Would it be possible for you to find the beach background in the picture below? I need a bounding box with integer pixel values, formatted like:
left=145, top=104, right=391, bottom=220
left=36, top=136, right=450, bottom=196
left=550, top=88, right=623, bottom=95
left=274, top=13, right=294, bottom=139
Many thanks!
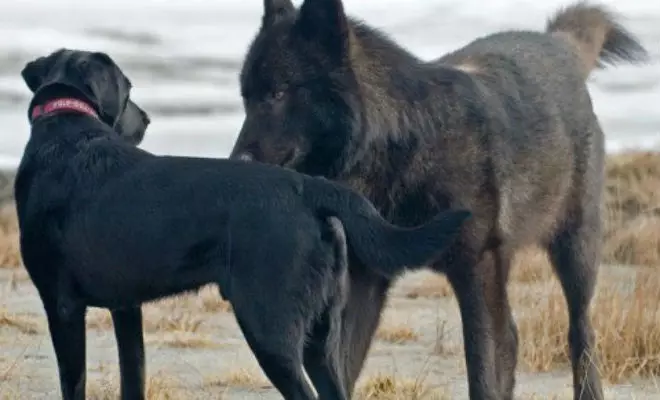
left=0, top=0, right=659, bottom=171
left=1, top=1, right=659, bottom=399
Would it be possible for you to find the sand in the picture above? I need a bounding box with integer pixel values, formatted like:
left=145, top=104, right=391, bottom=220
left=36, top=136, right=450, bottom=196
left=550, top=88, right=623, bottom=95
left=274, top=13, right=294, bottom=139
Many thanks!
left=1, top=265, right=658, bottom=399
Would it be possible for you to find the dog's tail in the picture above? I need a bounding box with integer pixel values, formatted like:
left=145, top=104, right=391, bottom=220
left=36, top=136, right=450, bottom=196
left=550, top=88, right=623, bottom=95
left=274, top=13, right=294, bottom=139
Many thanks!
left=303, top=177, right=471, bottom=278
left=546, top=2, right=648, bottom=77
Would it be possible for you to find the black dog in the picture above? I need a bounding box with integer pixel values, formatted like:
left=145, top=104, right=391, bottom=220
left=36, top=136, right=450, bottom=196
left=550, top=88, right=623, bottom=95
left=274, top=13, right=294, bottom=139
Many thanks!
left=15, top=49, right=471, bottom=400
left=230, top=1, right=649, bottom=399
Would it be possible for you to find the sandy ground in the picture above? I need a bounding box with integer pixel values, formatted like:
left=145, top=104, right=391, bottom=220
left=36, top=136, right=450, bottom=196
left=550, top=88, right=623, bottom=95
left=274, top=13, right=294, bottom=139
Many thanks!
left=1, top=264, right=658, bottom=399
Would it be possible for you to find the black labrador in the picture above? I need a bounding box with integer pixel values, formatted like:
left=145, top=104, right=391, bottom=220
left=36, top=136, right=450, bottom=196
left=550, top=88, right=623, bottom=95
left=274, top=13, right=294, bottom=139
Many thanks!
left=15, top=49, right=471, bottom=400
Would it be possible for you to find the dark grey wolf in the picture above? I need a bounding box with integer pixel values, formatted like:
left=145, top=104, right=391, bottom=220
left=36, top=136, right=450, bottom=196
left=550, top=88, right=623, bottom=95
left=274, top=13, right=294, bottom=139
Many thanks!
left=230, top=1, right=649, bottom=399
left=15, top=49, right=470, bottom=400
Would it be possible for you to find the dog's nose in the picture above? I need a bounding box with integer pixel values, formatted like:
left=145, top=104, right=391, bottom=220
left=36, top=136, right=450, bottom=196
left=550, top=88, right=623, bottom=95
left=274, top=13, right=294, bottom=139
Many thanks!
left=233, top=152, right=254, bottom=162
left=141, top=110, right=151, bottom=125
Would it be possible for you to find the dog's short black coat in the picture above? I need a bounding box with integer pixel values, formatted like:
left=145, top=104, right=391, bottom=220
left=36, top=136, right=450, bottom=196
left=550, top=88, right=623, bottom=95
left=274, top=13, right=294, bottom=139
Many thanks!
left=230, top=1, right=649, bottom=399
left=15, top=49, right=470, bottom=400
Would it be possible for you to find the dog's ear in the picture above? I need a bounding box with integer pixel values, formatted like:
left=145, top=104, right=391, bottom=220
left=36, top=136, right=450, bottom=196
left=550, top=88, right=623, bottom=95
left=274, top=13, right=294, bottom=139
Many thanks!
left=85, top=52, right=149, bottom=142
left=114, top=98, right=150, bottom=145
left=297, top=0, right=350, bottom=60
left=85, top=51, right=132, bottom=127
left=21, top=56, right=50, bottom=92
left=262, top=0, right=295, bottom=27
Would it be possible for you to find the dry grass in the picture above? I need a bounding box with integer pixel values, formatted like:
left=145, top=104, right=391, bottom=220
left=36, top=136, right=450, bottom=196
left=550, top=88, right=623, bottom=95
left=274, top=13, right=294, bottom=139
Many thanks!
left=86, top=304, right=204, bottom=334
left=86, top=285, right=232, bottom=349
left=405, top=276, right=453, bottom=299
left=356, top=374, right=450, bottom=400
left=0, top=308, right=40, bottom=335
left=87, top=370, right=184, bottom=400
left=376, top=322, right=419, bottom=344
left=204, top=368, right=271, bottom=390
left=516, top=269, right=660, bottom=383
left=604, top=152, right=660, bottom=267
left=0, top=204, right=20, bottom=269
left=142, top=305, right=205, bottom=334
left=145, top=332, right=221, bottom=349
left=604, top=215, right=660, bottom=267
left=511, top=247, right=554, bottom=283
left=87, top=286, right=231, bottom=333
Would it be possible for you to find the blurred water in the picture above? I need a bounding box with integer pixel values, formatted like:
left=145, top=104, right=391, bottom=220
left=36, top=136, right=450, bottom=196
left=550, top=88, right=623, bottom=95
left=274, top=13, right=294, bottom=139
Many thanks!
left=1, top=0, right=658, bottom=168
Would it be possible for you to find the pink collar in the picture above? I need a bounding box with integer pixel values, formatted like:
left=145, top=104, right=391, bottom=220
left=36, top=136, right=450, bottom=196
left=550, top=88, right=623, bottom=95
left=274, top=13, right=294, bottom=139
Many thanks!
left=30, top=98, right=98, bottom=122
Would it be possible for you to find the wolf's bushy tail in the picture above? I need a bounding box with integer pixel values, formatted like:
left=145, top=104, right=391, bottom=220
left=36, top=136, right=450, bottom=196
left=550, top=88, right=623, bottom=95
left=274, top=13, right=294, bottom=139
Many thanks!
left=546, top=1, right=648, bottom=76
left=303, top=177, right=471, bottom=278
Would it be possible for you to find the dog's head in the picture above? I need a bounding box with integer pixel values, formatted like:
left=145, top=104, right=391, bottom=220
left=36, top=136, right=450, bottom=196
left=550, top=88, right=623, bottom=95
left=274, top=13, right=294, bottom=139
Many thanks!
left=21, top=48, right=150, bottom=145
left=230, top=0, right=360, bottom=177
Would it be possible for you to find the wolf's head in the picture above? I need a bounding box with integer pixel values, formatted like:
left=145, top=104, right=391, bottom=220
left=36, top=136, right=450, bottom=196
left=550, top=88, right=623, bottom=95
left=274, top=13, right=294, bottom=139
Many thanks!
left=230, top=0, right=363, bottom=177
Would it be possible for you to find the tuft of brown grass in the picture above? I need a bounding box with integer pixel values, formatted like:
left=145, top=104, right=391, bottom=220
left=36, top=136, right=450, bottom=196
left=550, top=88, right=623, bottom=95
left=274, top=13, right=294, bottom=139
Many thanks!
left=604, top=152, right=660, bottom=267
left=0, top=308, right=40, bottom=335
left=86, top=308, right=114, bottom=331
left=87, top=299, right=223, bottom=349
left=204, top=368, right=271, bottom=389
left=511, top=247, right=554, bottom=283
left=145, top=332, right=220, bottom=349
left=85, top=287, right=233, bottom=349
left=195, top=285, right=233, bottom=313
left=0, top=204, right=21, bottom=269
left=87, top=370, right=184, bottom=400
left=356, top=374, right=449, bottom=400
left=142, top=305, right=204, bottom=334
left=87, top=304, right=203, bottom=334
left=515, top=284, right=567, bottom=373
left=604, top=215, right=660, bottom=267
left=516, top=269, right=660, bottom=383
left=406, top=276, right=453, bottom=299
left=376, top=323, right=419, bottom=344
left=86, top=286, right=231, bottom=334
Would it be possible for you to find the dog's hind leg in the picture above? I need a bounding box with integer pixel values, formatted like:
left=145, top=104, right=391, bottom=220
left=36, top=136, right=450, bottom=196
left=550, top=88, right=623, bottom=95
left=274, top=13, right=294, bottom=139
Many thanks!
left=548, top=216, right=603, bottom=400
left=303, top=308, right=348, bottom=400
left=445, top=244, right=501, bottom=400
left=488, top=246, right=518, bottom=400
left=234, top=316, right=317, bottom=400
left=111, top=306, right=146, bottom=400
left=303, top=215, right=349, bottom=400
left=40, top=275, right=87, bottom=400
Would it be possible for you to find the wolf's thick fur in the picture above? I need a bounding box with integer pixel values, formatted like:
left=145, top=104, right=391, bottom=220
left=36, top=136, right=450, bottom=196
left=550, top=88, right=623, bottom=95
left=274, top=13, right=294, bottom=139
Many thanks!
left=231, top=1, right=649, bottom=399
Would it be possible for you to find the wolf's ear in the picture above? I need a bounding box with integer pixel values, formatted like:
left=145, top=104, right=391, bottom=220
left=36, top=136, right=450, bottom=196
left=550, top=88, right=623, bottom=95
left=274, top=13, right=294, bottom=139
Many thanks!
left=21, top=56, right=50, bottom=92
left=262, top=0, right=295, bottom=27
left=297, top=0, right=350, bottom=59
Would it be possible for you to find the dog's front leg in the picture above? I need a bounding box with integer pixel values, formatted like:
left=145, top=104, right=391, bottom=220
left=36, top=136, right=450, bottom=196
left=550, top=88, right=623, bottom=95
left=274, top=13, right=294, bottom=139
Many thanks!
left=40, top=280, right=87, bottom=400
left=111, top=306, right=145, bottom=400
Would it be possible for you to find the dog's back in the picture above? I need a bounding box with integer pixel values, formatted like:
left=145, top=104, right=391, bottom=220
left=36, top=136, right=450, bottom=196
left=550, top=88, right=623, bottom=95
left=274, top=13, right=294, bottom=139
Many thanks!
left=430, top=4, right=647, bottom=245
left=439, top=4, right=645, bottom=129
